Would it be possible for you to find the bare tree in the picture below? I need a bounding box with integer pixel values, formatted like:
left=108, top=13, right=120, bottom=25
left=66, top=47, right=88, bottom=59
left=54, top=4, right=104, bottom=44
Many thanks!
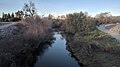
left=95, top=12, right=112, bottom=24
left=23, top=1, right=37, bottom=17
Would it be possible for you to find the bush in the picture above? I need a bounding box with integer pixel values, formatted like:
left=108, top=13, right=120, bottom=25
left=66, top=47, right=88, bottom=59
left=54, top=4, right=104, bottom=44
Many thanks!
left=20, top=16, right=53, bottom=43
left=0, top=16, right=54, bottom=67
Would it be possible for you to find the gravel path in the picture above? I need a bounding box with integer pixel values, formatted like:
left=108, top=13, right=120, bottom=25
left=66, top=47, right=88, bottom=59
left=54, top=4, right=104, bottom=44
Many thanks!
left=0, top=22, right=19, bottom=29
left=97, top=24, right=120, bottom=41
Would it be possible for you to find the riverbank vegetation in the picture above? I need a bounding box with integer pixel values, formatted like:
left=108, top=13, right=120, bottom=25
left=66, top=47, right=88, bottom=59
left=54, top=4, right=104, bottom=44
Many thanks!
left=0, top=16, right=55, bottom=67
left=95, top=12, right=120, bottom=25
left=63, top=12, right=120, bottom=67
left=0, top=1, right=120, bottom=67
left=0, top=2, right=55, bottom=66
left=0, top=9, right=120, bottom=67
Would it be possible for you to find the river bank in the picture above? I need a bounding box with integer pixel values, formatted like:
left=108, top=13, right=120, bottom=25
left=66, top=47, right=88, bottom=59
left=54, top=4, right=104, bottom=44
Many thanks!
left=61, top=12, right=120, bottom=67
left=0, top=17, right=55, bottom=67
left=65, top=25, right=120, bottom=67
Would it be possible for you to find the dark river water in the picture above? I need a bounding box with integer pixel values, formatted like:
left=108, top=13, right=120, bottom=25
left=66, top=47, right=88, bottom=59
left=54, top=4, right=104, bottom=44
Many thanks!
left=34, top=32, right=80, bottom=67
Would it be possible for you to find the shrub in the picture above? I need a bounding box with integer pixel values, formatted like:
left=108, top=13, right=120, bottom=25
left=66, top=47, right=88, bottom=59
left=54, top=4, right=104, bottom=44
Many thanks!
left=21, top=16, right=53, bottom=43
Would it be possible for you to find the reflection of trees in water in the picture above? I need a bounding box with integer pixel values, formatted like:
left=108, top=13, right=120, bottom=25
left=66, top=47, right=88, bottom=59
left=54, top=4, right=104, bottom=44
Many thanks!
left=13, top=38, right=55, bottom=67
left=0, top=36, right=55, bottom=67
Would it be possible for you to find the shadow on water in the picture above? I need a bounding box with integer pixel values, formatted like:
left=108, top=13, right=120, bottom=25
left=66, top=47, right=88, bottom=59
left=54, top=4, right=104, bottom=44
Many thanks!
left=0, top=32, right=55, bottom=67
left=12, top=37, right=56, bottom=67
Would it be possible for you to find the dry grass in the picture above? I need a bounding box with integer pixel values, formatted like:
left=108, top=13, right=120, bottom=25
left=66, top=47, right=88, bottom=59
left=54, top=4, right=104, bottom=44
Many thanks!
left=20, top=16, right=53, bottom=42
left=0, top=16, right=54, bottom=67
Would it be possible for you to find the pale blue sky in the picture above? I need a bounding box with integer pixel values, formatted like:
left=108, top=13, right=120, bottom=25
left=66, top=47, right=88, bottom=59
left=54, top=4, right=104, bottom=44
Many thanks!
left=0, top=0, right=120, bottom=16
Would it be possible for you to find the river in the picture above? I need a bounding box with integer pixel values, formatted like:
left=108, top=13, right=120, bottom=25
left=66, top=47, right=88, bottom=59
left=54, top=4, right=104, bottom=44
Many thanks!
left=34, top=32, right=80, bottom=67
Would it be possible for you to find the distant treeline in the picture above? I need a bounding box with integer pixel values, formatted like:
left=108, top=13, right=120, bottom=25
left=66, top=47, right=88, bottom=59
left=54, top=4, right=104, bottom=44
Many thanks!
left=0, top=1, right=37, bottom=22
left=0, top=11, right=24, bottom=22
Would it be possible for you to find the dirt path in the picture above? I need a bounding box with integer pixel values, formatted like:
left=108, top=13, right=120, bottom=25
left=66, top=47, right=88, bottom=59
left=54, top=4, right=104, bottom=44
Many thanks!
left=97, top=24, right=120, bottom=41
left=0, top=22, right=19, bottom=29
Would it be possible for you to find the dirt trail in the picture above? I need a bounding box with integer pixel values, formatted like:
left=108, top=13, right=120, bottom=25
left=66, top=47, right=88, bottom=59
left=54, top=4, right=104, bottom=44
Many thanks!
left=97, top=24, right=120, bottom=41
left=0, top=22, right=19, bottom=29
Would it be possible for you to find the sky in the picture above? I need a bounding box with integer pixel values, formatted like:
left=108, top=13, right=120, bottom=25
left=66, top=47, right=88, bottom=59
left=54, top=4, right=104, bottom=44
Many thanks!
left=0, top=0, right=120, bottom=17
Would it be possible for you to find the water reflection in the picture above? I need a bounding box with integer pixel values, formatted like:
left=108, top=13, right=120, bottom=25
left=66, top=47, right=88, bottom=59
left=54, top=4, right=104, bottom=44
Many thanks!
left=13, top=37, right=55, bottom=67
left=1, top=32, right=80, bottom=67
left=34, top=32, right=80, bottom=67
left=0, top=32, right=55, bottom=67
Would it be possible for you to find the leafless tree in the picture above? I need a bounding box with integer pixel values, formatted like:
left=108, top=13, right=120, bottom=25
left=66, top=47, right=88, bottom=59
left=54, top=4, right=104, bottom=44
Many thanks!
left=23, top=1, right=37, bottom=17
